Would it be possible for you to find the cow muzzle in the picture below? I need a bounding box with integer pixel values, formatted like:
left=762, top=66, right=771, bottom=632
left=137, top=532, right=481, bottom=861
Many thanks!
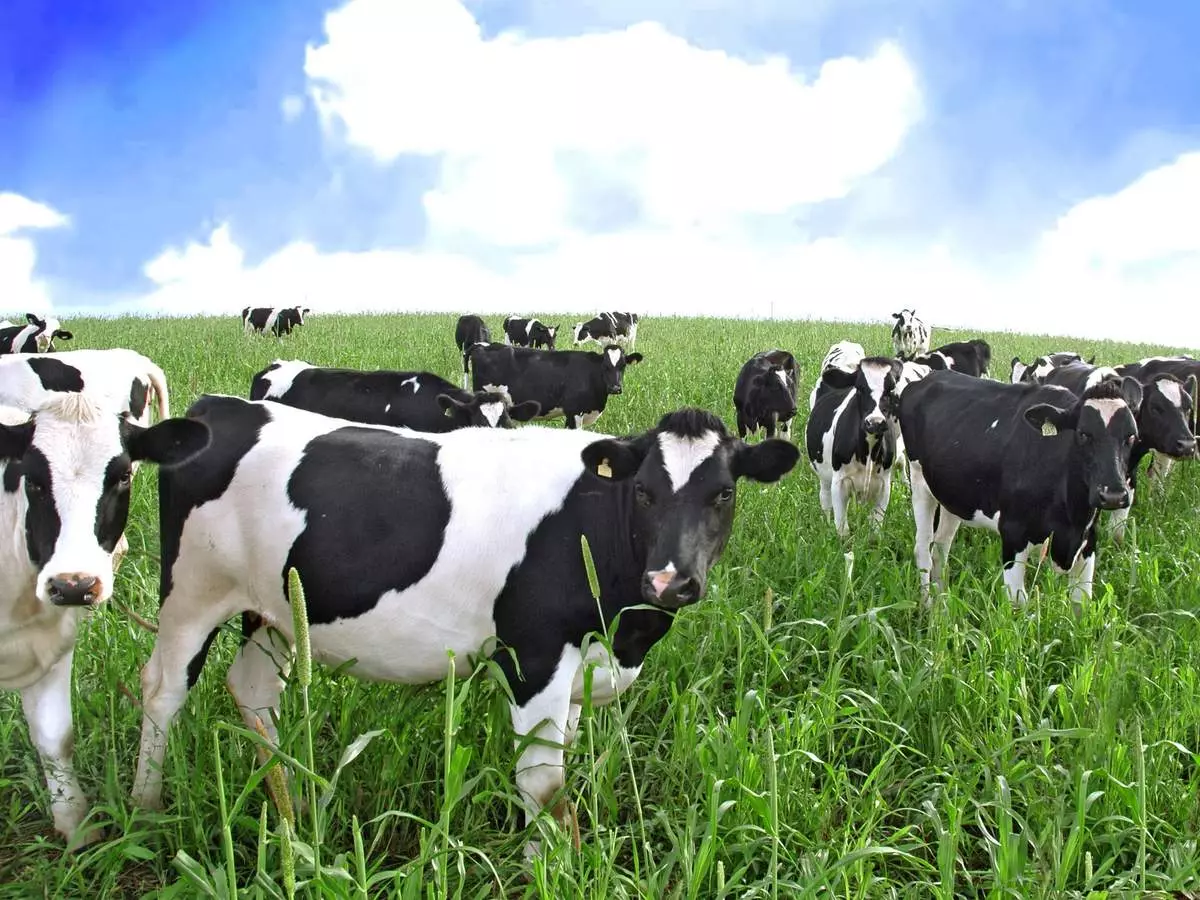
left=1171, top=437, right=1196, bottom=458
left=864, top=416, right=887, bottom=435
left=46, top=573, right=103, bottom=607
left=642, top=567, right=703, bottom=609
left=1095, top=487, right=1131, bottom=510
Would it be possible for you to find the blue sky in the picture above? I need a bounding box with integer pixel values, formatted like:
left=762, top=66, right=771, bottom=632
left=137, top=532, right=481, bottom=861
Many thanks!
left=2, top=0, right=1198, bottom=343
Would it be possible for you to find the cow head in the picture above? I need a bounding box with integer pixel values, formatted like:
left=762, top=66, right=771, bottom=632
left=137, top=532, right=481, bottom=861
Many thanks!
left=437, top=389, right=541, bottom=428
left=581, top=408, right=799, bottom=609
left=1023, top=377, right=1142, bottom=510
left=0, top=397, right=210, bottom=606
left=1136, top=374, right=1196, bottom=459
left=819, top=356, right=904, bottom=436
left=600, top=346, right=643, bottom=395
left=32, top=316, right=72, bottom=352
left=749, top=364, right=797, bottom=422
left=969, top=339, right=992, bottom=376
left=538, top=324, right=559, bottom=351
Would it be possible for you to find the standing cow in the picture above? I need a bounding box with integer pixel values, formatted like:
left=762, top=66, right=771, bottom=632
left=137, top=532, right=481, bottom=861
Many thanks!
left=911, top=339, right=992, bottom=378
left=454, top=315, right=492, bottom=389
left=243, top=306, right=310, bottom=338
left=890, top=309, right=931, bottom=361
left=733, top=349, right=798, bottom=440
left=129, top=399, right=799, bottom=857
left=503, top=316, right=558, bottom=350
left=0, top=314, right=74, bottom=355
left=1114, top=355, right=1200, bottom=480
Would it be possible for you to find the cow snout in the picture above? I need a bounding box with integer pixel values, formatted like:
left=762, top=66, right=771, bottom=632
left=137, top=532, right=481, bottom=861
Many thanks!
left=609, top=385, right=623, bottom=395
left=46, top=574, right=102, bottom=607
left=642, top=568, right=703, bottom=609
left=1172, top=437, right=1196, bottom=457
left=864, top=416, right=887, bottom=435
left=1096, top=487, right=1131, bottom=510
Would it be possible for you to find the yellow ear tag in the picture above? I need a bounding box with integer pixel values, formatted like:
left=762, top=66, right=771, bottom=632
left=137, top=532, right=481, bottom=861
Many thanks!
left=597, top=459, right=613, bottom=478
left=1041, top=422, right=1057, bottom=437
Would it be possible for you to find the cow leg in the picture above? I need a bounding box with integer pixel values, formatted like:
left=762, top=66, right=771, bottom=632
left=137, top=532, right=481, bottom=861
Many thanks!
left=929, top=509, right=961, bottom=595
left=507, top=644, right=581, bottom=859
left=1000, top=546, right=1030, bottom=608
left=20, top=649, right=96, bottom=846
left=461, top=355, right=470, bottom=391
left=816, top=468, right=833, bottom=518
left=869, top=469, right=892, bottom=527
left=766, top=415, right=776, bottom=439
left=831, top=472, right=852, bottom=537
left=736, top=412, right=748, bottom=440
left=225, top=618, right=291, bottom=750
left=1108, top=504, right=1131, bottom=544
left=1066, top=551, right=1096, bottom=617
left=1146, top=453, right=1174, bottom=484
left=564, top=414, right=577, bottom=430
left=910, top=462, right=938, bottom=604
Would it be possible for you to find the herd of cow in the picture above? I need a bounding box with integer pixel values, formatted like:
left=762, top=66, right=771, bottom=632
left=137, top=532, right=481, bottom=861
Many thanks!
left=0, top=303, right=1195, bottom=863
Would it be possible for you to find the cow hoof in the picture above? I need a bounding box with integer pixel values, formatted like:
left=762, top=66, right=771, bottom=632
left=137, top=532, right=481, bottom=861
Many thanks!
left=66, top=823, right=108, bottom=852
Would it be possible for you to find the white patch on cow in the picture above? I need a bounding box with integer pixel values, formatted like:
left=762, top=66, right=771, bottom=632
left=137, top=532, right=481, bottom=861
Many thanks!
left=646, top=562, right=677, bottom=598
left=989, top=419, right=999, bottom=429
left=525, top=320, right=536, bottom=337
left=262, top=308, right=282, bottom=335
left=774, top=368, right=788, bottom=389
left=580, top=410, right=602, bottom=427
left=657, top=431, right=721, bottom=492
left=1085, top=398, right=1125, bottom=426
left=968, top=509, right=1000, bottom=532
left=9, top=324, right=40, bottom=353
left=606, top=348, right=621, bottom=368
left=896, top=362, right=931, bottom=396
left=384, top=403, right=391, bottom=413
left=860, top=360, right=890, bottom=424
left=480, top=402, right=504, bottom=427
left=1084, top=367, right=1119, bottom=391
left=400, top=376, right=419, bottom=393
left=1157, top=378, right=1184, bottom=407
left=257, top=359, right=312, bottom=400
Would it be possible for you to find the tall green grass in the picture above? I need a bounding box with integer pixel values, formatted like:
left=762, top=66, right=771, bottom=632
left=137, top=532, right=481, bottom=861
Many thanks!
left=1, top=312, right=1197, bottom=898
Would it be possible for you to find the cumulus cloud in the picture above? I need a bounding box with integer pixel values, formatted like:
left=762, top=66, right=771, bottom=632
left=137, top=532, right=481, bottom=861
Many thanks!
left=0, top=192, right=69, bottom=314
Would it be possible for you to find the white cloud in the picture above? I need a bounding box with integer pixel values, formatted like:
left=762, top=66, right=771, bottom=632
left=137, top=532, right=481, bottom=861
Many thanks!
left=281, top=94, right=305, bottom=122
left=0, top=193, right=69, bottom=314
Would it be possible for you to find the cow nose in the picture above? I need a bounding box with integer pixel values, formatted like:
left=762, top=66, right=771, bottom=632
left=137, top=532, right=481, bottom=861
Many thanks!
left=47, top=574, right=101, bottom=606
left=641, top=570, right=702, bottom=609
left=1174, top=438, right=1196, bottom=457
left=610, top=385, right=623, bottom=395
left=864, top=417, right=886, bottom=435
left=1096, top=487, right=1131, bottom=510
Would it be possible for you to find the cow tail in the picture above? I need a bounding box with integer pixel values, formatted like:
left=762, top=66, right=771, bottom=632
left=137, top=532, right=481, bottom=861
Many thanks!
left=146, top=360, right=171, bottom=421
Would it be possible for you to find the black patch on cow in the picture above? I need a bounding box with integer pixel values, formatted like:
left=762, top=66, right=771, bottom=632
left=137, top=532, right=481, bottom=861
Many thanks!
left=27, top=357, right=85, bottom=393
left=283, top=426, right=451, bottom=624
left=94, top=454, right=133, bottom=553
left=19, top=447, right=60, bottom=568
left=129, top=378, right=149, bottom=420
left=2, top=462, right=21, bottom=493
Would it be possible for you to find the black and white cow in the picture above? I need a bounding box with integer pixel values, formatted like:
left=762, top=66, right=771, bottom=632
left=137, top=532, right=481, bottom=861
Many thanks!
left=900, top=369, right=1142, bottom=609
left=467, top=343, right=643, bottom=429
left=890, top=309, right=931, bottom=361
left=250, top=360, right=541, bottom=432
left=1114, top=355, right=1200, bottom=471
left=503, top=316, right=559, bottom=350
left=0, top=314, right=74, bottom=355
left=242, top=306, right=310, bottom=338
left=454, top=315, right=492, bottom=389
left=608, top=311, right=639, bottom=348
left=805, top=357, right=905, bottom=536
left=571, top=313, right=621, bottom=348
left=0, top=353, right=207, bottom=846
left=912, top=339, right=992, bottom=378
left=1038, top=361, right=1196, bottom=540
left=129, top=398, right=799, bottom=856
left=808, top=341, right=865, bottom=409
left=1009, top=351, right=1088, bottom=384
left=733, top=349, right=798, bottom=440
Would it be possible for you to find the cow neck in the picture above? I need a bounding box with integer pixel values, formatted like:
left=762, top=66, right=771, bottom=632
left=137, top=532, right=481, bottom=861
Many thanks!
left=1062, top=442, right=1098, bottom=528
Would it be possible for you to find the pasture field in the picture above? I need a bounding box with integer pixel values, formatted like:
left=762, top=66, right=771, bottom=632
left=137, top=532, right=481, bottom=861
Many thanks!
left=2, top=312, right=1199, bottom=899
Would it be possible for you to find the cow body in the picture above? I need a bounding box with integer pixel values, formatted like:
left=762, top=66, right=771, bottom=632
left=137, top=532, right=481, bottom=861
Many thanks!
left=809, top=341, right=865, bottom=409
left=900, top=369, right=1142, bottom=609
left=912, top=339, right=992, bottom=378
left=890, top=309, right=931, bottom=360
left=0, top=314, right=73, bottom=355
left=503, top=316, right=558, bottom=350
left=242, top=306, right=309, bottom=338
left=1010, top=351, right=1086, bottom=384
left=572, top=312, right=638, bottom=349
left=733, top=349, right=798, bottom=439
left=467, top=343, right=642, bottom=429
left=130, top=398, right=798, bottom=856
left=454, top=315, right=492, bottom=389
left=805, top=357, right=904, bottom=535
left=250, top=360, right=539, bottom=432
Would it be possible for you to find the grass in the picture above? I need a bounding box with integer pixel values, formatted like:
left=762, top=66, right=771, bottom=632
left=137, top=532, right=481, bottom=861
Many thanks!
left=1, top=311, right=1198, bottom=899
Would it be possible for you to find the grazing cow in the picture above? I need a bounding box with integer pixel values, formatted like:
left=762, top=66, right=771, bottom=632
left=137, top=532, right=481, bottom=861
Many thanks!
left=912, top=339, right=993, bottom=378
left=242, top=306, right=310, bottom=338
left=503, top=316, right=558, bottom=350
left=1010, top=351, right=1087, bottom=384
left=250, top=360, right=541, bottom=432
left=805, top=357, right=904, bottom=536
left=454, top=315, right=492, bottom=389
left=808, top=341, right=865, bottom=409
left=0, top=358, right=207, bottom=846
left=129, top=398, right=799, bottom=857
left=0, top=314, right=74, bottom=355
left=571, top=313, right=622, bottom=348
left=900, top=369, right=1142, bottom=609
left=1039, top=362, right=1196, bottom=540
left=733, top=349, right=799, bottom=440
left=890, top=309, right=931, bottom=360
left=608, top=312, right=639, bottom=348
left=467, top=343, right=643, bottom=429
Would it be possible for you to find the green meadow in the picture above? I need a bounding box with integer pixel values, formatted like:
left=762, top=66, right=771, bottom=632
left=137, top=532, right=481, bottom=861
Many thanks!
left=1, top=312, right=1198, bottom=899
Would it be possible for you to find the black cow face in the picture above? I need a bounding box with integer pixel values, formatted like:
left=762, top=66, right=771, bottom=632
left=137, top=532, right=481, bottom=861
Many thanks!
left=751, top=366, right=797, bottom=419
left=0, top=400, right=210, bottom=606
left=600, top=346, right=643, bottom=395
left=820, top=357, right=903, bottom=436
left=1024, top=376, right=1142, bottom=510
left=1138, top=375, right=1196, bottom=458
left=581, top=409, right=799, bottom=609
left=437, top=391, right=541, bottom=428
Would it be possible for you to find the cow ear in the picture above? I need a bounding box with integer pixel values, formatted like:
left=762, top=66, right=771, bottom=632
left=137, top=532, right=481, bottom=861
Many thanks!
left=581, top=436, right=647, bottom=480
left=1186, top=374, right=1198, bottom=436
left=0, top=419, right=34, bottom=461
left=889, top=359, right=903, bottom=381
left=1086, top=355, right=1096, bottom=365
left=821, top=367, right=857, bottom=390
left=625, top=353, right=643, bottom=365
left=508, top=400, right=541, bottom=421
left=891, top=312, right=901, bottom=320
left=437, top=393, right=470, bottom=413
left=53, top=329, right=73, bottom=340
left=1119, top=376, right=1143, bottom=416
left=26, top=313, right=40, bottom=325
left=125, top=418, right=211, bottom=467
left=1023, top=403, right=1074, bottom=435
left=733, top=439, right=800, bottom=483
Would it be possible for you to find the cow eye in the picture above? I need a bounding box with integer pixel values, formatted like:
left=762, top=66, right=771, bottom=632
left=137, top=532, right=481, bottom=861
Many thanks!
left=715, top=486, right=734, bottom=504
left=118, top=471, right=133, bottom=487
left=25, top=479, right=44, bottom=495
left=1077, top=431, right=1091, bottom=445
left=634, top=483, right=654, bottom=508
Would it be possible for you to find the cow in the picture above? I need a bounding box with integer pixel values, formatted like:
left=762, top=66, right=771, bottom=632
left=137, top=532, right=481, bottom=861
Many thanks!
left=0, top=314, right=74, bottom=355
left=608, top=312, right=639, bottom=348
left=242, top=306, right=310, bottom=338
left=503, top=316, right=558, bottom=350
left=805, top=357, right=905, bottom=536
left=890, top=309, right=931, bottom=361
left=808, top=341, right=865, bottom=410
left=454, top=315, right=492, bottom=389
left=733, top=349, right=799, bottom=440
left=467, top=343, right=643, bottom=429
left=571, top=313, right=622, bottom=348
left=900, top=369, right=1143, bottom=611
left=0, top=356, right=208, bottom=847
left=1038, top=362, right=1196, bottom=541
left=1009, top=351, right=1088, bottom=384
left=250, top=360, right=541, bottom=432
left=1114, top=355, right=1200, bottom=480
left=911, top=339, right=993, bottom=378
left=128, top=398, right=800, bottom=858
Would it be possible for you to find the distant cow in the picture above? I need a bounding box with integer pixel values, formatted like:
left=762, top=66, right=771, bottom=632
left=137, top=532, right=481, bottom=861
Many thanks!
left=129, top=398, right=799, bottom=858
left=1113, top=355, right=1200, bottom=481
left=900, top=369, right=1142, bottom=610
left=0, top=351, right=207, bottom=846
left=454, top=315, right=492, bottom=389
left=1010, top=351, right=1087, bottom=384
left=250, top=360, right=540, bottom=432
left=242, top=306, right=310, bottom=338
left=890, top=309, right=931, bottom=360
left=809, top=341, right=865, bottom=409
left=503, top=316, right=558, bottom=350
left=733, top=349, right=799, bottom=440
left=0, top=314, right=73, bottom=355
left=805, top=357, right=904, bottom=536
left=468, top=343, right=643, bottom=429
left=572, top=313, right=621, bottom=348
left=912, top=340, right=992, bottom=378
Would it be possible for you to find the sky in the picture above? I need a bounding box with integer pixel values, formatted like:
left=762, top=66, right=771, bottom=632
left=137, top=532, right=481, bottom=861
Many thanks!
left=2, top=0, right=1199, bottom=345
